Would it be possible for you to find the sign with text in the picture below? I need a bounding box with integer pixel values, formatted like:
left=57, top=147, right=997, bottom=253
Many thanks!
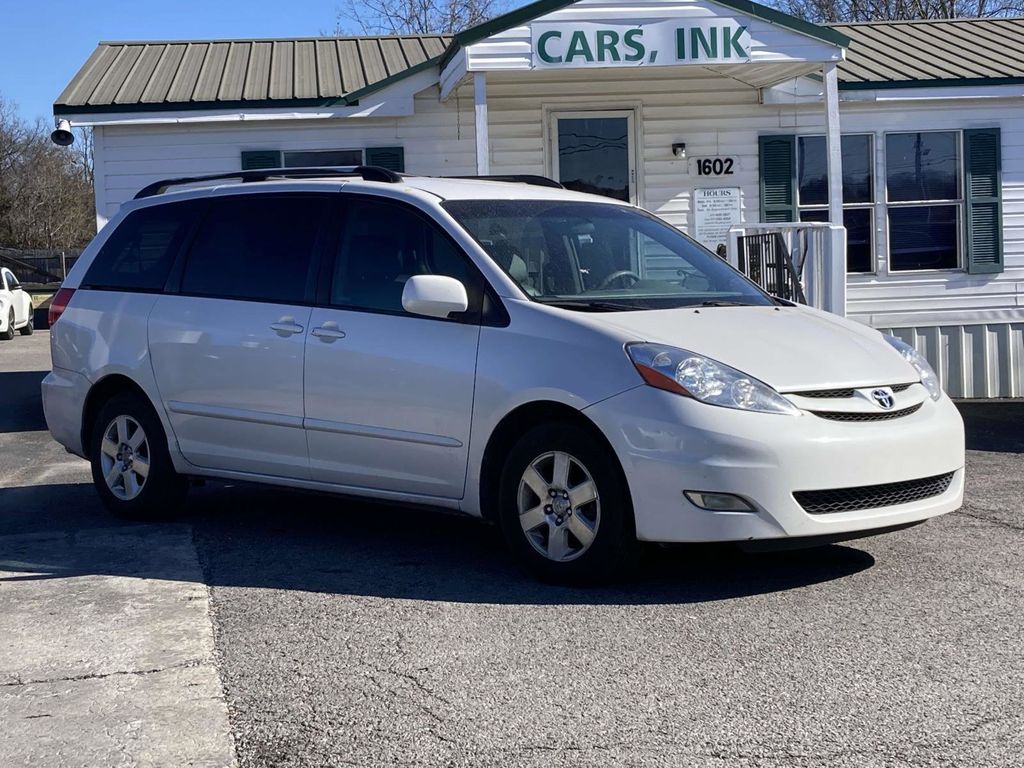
left=531, top=20, right=752, bottom=69
left=692, top=156, right=738, bottom=177
left=693, top=187, right=742, bottom=253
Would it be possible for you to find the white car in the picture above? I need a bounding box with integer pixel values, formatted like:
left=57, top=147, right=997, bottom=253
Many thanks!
left=1, top=267, right=34, bottom=340
left=42, top=168, right=965, bottom=581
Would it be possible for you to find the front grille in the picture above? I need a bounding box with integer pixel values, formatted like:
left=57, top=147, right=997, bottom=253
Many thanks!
left=795, top=472, right=955, bottom=515
left=811, top=403, right=923, bottom=422
left=793, top=382, right=915, bottom=399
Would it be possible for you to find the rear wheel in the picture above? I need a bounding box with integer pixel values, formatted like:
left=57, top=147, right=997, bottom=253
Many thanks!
left=498, top=422, right=638, bottom=583
left=1, top=309, right=13, bottom=341
left=90, top=391, right=187, bottom=518
left=18, top=308, right=33, bottom=335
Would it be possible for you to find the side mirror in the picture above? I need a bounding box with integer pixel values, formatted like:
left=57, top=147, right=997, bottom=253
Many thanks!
left=401, top=274, right=469, bottom=319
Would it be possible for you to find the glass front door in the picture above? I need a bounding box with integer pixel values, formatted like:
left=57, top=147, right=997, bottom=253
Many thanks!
left=551, top=111, right=636, bottom=203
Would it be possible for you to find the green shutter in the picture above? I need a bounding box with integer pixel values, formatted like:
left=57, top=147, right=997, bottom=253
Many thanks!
left=759, top=135, right=796, bottom=223
left=241, top=150, right=282, bottom=170
left=964, top=127, right=1003, bottom=274
left=364, top=146, right=405, bottom=172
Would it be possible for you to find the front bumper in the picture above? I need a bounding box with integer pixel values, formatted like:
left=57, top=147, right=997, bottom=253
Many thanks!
left=583, top=386, right=965, bottom=543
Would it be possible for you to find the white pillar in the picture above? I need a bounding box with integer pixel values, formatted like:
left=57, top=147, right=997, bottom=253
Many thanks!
left=823, top=62, right=843, bottom=225
left=474, top=72, right=490, bottom=175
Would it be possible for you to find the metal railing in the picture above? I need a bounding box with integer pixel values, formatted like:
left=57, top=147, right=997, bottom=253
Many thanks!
left=726, top=222, right=847, bottom=316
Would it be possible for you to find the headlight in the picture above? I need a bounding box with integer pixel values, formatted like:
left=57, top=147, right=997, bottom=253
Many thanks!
left=884, top=336, right=942, bottom=401
left=626, top=343, right=799, bottom=415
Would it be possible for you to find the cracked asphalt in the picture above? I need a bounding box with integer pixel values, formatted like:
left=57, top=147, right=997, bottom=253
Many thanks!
left=2, top=330, right=1023, bottom=767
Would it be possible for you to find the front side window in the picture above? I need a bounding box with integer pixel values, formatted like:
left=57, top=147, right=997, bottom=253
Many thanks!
left=83, top=202, right=195, bottom=291
left=181, top=195, right=326, bottom=303
left=331, top=198, right=481, bottom=316
left=444, top=200, right=772, bottom=311
left=796, top=134, right=874, bottom=273
left=886, top=131, right=961, bottom=271
left=3, top=270, right=17, bottom=290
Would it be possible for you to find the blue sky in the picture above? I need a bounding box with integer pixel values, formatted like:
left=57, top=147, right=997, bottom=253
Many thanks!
left=1, top=0, right=346, bottom=124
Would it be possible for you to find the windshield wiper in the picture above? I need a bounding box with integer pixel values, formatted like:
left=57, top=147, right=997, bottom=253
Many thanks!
left=693, top=300, right=758, bottom=307
left=545, top=300, right=642, bottom=312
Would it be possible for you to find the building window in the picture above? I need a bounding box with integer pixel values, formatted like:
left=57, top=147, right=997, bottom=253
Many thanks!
left=282, top=149, right=363, bottom=168
left=885, top=131, right=961, bottom=271
left=796, top=134, right=874, bottom=274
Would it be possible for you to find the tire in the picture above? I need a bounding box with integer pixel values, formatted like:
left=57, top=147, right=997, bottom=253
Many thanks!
left=18, top=308, right=33, bottom=336
left=497, top=422, right=639, bottom=584
left=89, top=390, right=188, bottom=519
left=1, top=310, right=13, bottom=341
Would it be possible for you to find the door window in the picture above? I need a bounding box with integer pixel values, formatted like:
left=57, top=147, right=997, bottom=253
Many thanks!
left=554, top=114, right=633, bottom=202
left=83, top=202, right=196, bottom=291
left=181, top=195, right=326, bottom=303
left=2, top=270, right=18, bottom=290
left=330, top=198, right=481, bottom=316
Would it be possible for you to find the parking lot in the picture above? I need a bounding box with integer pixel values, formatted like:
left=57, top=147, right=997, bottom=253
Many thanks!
left=1, top=329, right=1022, bottom=767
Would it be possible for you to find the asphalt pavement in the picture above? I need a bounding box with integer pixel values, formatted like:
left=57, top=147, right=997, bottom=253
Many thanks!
left=1, top=330, right=1022, bottom=767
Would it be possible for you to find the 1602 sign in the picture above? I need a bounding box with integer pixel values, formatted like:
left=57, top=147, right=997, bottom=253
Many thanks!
left=694, top=157, right=736, bottom=176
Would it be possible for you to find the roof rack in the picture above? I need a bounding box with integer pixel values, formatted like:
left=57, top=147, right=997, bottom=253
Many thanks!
left=450, top=174, right=564, bottom=189
left=133, top=165, right=403, bottom=199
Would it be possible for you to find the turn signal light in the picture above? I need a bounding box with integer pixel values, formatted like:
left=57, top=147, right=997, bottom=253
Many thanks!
left=48, top=287, right=76, bottom=327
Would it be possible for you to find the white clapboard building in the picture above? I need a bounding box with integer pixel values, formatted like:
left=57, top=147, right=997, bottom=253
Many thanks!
left=54, top=0, right=1024, bottom=397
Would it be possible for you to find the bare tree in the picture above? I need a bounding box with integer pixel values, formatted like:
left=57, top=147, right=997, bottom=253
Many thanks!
left=0, top=95, right=95, bottom=251
left=774, top=0, right=1024, bottom=22
left=335, top=0, right=508, bottom=35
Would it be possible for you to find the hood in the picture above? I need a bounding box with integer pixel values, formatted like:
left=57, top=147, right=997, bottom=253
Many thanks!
left=591, top=305, right=917, bottom=392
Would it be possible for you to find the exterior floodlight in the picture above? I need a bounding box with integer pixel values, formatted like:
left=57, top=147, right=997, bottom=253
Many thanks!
left=672, top=142, right=686, bottom=159
left=51, top=119, right=74, bottom=147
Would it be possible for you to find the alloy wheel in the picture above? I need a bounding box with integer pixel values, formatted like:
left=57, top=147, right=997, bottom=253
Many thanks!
left=517, top=450, right=600, bottom=562
left=99, top=415, right=151, bottom=501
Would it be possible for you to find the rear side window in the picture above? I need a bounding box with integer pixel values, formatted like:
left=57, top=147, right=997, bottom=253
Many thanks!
left=181, top=195, right=327, bottom=304
left=83, top=203, right=195, bottom=291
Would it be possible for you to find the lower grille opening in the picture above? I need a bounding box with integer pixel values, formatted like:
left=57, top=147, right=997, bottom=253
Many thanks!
left=794, top=472, right=955, bottom=515
left=811, top=403, right=923, bottom=422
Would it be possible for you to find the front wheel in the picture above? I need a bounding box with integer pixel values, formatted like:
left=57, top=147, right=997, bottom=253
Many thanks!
left=497, top=422, right=638, bottom=583
left=90, top=391, right=188, bottom=518
left=1, top=309, right=13, bottom=341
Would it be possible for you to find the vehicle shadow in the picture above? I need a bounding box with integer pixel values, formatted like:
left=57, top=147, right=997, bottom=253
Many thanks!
left=956, top=401, right=1024, bottom=454
left=0, top=370, right=48, bottom=432
left=0, top=480, right=876, bottom=606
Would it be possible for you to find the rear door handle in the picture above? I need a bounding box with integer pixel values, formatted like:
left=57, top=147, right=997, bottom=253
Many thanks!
left=311, top=326, right=346, bottom=341
left=270, top=319, right=305, bottom=336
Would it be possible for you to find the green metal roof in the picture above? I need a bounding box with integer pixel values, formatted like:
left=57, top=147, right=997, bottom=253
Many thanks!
left=834, top=18, right=1024, bottom=89
left=53, top=15, right=1024, bottom=116
left=54, top=35, right=452, bottom=114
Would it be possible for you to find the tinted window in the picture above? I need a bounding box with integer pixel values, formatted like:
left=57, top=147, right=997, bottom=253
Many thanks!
left=83, top=203, right=194, bottom=291
left=331, top=198, right=480, bottom=315
left=889, top=205, right=959, bottom=270
left=3, top=270, right=18, bottom=290
left=181, top=195, right=326, bottom=303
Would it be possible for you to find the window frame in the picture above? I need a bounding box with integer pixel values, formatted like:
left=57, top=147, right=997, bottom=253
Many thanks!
left=315, top=193, right=506, bottom=326
left=882, top=129, right=964, bottom=274
left=795, top=132, right=876, bottom=275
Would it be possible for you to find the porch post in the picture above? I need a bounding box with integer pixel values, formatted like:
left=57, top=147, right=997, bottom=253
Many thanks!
left=474, top=72, right=490, bottom=175
left=823, top=63, right=843, bottom=224
left=823, top=62, right=847, bottom=317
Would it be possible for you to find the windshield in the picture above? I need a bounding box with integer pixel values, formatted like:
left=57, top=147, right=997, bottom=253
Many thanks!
left=442, top=200, right=773, bottom=310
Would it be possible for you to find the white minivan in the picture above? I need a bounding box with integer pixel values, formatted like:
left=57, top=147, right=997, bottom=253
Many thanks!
left=43, top=167, right=965, bottom=581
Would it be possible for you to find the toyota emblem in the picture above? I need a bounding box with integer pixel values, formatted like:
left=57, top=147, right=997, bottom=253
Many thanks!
left=871, top=388, right=895, bottom=410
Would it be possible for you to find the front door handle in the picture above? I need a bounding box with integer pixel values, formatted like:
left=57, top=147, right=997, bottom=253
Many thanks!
left=270, top=317, right=305, bottom=336
left=311, top=325, right=346, bottom=341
